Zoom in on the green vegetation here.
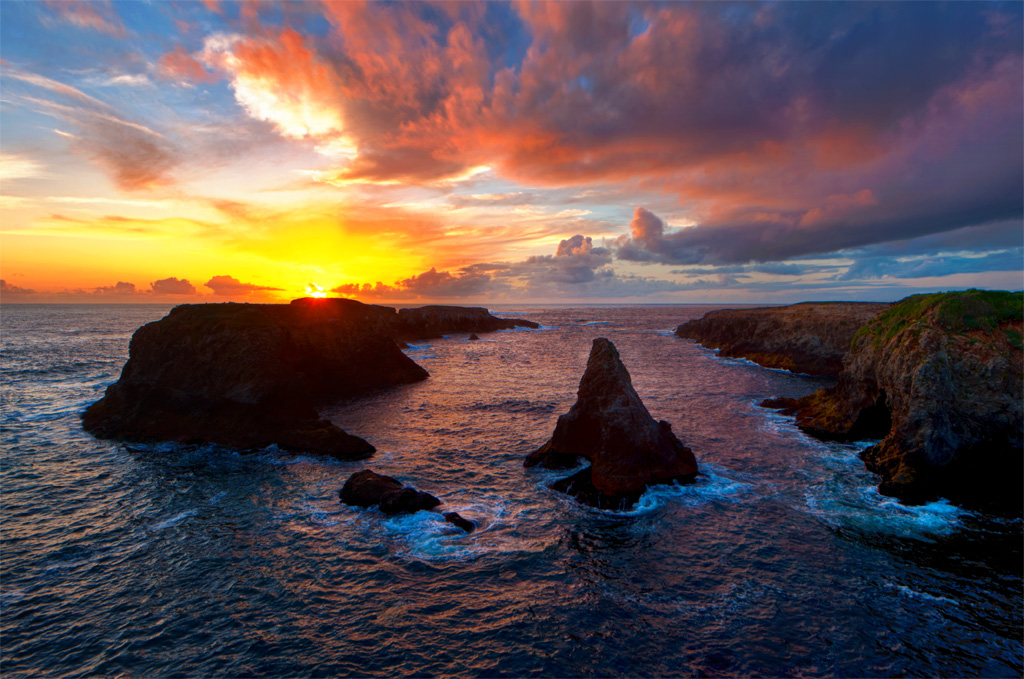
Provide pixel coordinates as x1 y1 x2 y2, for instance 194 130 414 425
852 289 1023 350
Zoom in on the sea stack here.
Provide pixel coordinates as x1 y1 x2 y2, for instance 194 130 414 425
526 338 698 508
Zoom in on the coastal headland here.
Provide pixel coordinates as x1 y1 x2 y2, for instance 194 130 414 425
679 290 1023 512
82 298 537 458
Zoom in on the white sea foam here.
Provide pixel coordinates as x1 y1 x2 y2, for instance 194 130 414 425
885 582 959 606
803 484 964 538
149 509 199 531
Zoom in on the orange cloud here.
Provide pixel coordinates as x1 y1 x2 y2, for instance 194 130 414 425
201 28 350 149
158 46 217 84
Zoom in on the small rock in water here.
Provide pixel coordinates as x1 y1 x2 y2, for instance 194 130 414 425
443 512 476 533
339 470 405 507
379 487 441 514
340 469 441 516
468 333 480 341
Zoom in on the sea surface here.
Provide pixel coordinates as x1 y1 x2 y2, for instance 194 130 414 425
1 303 1021 678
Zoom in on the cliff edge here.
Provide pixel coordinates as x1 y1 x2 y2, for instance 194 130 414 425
675 302 889 376
765 290 1023 511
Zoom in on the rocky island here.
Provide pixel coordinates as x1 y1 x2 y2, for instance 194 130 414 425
526 338 699 509
675 302 889 376
83 298 536 459
682 290 1022 511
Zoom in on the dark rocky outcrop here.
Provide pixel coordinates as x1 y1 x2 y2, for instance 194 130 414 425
675 302 889 376
83 298 537 459
339 469 407 506
444 512 476 533
379 487 442 514
526 338 699 509
83 300 428 459
762 290 1023 512
392 305 538 342
340 470 473 528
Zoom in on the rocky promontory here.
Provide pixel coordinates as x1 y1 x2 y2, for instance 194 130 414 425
526 338 698 509
675 302 889 376
763 290 1023 511
83 298 535 459
392 305 538 341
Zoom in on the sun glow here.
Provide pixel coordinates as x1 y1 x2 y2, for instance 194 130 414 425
305 282 327 298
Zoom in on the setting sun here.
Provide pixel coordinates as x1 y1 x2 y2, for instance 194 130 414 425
305 283 327 298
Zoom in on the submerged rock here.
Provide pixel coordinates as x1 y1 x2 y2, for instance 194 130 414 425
526 338 698 508
675 302 889 376
763 290 1023 512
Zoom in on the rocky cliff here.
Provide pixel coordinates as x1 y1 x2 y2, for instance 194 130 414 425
84 298 536 458
526 338 699 508
393 305 539 341
675 302 889 376
764 290 1023 511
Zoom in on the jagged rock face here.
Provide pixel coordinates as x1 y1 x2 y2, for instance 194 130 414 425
83 301 429 458
526 338 698 508
675 302 889 376
768 290 1023 511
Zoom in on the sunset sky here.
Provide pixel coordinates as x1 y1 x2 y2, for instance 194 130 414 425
2 1 1022 304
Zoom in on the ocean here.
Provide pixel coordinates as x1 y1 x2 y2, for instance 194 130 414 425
1 303 1021 677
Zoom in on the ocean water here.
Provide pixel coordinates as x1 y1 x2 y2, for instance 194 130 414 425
1 303 1021 678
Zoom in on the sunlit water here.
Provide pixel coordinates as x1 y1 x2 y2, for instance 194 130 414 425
2 304 1021 677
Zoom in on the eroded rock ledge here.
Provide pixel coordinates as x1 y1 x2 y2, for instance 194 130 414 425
83 298 535 459
761 290 1023 512
526 338 698 509
675 302 890 376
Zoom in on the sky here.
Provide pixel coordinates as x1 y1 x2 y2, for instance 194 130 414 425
1 0 1022 304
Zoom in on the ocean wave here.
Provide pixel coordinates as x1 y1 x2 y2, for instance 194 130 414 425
148 509 199 531
884 582 959 606
803 484 964 538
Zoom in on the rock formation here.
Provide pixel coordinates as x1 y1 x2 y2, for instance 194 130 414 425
391 305 539 342
83 298 536 459
526 338 698 508
443 512 476 533
339 470 475 532
763 290 1023 511
675 302 889 376
340 470 441 514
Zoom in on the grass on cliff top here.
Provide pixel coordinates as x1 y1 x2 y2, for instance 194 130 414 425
852 289 1023 350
